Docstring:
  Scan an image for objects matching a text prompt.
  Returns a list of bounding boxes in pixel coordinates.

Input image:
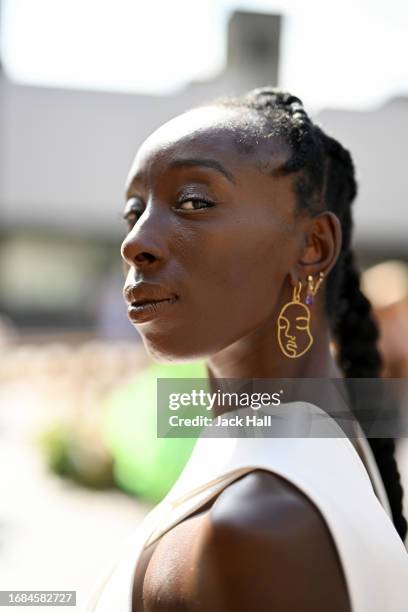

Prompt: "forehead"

[126,105,289,189]
[280,302,310,318]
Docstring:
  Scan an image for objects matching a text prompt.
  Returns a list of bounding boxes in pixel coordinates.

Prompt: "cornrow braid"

[204,86,407,541]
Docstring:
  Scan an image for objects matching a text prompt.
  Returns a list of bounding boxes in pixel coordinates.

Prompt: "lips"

[123,282,179,323]
[123,282,179,308]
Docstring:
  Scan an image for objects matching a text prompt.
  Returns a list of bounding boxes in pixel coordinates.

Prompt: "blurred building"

[0,8,406,335]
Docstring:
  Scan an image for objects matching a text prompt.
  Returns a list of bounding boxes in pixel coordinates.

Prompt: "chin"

[140,334,206,365]
[138,325,227,365]
[136,314,253,364]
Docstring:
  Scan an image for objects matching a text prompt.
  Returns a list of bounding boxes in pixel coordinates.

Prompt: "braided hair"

[202,87,407,541]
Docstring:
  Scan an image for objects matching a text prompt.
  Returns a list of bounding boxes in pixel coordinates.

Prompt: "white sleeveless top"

[82,401,408,612]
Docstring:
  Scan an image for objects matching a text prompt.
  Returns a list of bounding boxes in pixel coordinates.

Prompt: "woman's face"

[277,302,313,358]
[121,105,303,362]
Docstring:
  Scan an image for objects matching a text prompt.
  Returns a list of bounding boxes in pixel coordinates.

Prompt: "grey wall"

[0,10,406,249]
[316,98,408,249]
[0,11,282,238]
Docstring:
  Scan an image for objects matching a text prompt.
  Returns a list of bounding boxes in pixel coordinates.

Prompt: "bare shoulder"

[191,469,352,612]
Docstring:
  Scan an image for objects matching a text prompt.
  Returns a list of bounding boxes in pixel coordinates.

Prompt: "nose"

[120,212,169,271]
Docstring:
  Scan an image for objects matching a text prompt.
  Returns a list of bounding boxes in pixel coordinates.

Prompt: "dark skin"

[121,105,355,611]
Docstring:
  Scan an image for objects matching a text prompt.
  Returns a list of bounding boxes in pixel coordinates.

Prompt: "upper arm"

[191,470,352,612]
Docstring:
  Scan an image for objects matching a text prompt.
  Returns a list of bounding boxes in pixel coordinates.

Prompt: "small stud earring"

[305,272,324,305]
[306,275,314,305]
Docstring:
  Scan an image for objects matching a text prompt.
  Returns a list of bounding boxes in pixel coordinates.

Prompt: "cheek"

[210,224,287,297]
[187,219,290,328]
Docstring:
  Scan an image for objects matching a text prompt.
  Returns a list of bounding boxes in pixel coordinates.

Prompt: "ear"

[291,211,342,281]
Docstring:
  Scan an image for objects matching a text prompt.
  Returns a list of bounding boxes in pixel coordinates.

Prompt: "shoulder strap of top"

[84,467,255,612]
[352,421,393,519]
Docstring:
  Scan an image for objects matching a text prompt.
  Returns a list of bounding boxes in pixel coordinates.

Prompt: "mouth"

[128,296,179,323]
[123,282,179,323]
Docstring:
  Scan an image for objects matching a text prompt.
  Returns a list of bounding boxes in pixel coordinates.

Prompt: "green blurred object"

[38,422,115,490]
[102,360,208,502]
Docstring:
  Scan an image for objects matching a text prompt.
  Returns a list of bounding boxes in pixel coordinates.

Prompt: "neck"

[206,311,343,418]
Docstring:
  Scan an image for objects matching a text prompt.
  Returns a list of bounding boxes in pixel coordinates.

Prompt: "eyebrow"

[168,157,236,184]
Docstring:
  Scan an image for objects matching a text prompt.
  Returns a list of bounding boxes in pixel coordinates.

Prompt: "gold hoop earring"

[277,273,324,359]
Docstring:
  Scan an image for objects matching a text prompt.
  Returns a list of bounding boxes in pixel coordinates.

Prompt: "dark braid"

[203,86,407,541]
[316,129,407,540]
[334,250,407,539]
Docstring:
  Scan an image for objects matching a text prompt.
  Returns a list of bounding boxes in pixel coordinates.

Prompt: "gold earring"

[277,274,324,359]
[306,271,324,305]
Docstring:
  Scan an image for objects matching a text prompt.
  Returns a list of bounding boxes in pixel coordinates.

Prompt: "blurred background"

[0,0,407,608]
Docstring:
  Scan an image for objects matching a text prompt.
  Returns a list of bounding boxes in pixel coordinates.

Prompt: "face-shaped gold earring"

[277,273,324,359]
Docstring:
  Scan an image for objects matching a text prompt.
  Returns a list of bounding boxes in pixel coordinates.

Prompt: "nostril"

[135,252,155,264]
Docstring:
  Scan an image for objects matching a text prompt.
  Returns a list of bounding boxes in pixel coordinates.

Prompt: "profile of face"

[121,105,302,363]
[277,301,313,358]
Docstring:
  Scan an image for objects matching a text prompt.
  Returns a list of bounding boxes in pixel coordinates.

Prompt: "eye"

[123,211,139,232]
[175,197,215,212]
[278,316,289,329]
[295,317,308,330]
[123,202,143,230]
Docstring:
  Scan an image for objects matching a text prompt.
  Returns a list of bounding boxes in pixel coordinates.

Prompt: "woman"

[84,87,408,611]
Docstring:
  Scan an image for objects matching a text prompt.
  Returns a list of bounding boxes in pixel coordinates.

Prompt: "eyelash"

[123,197,215,229]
